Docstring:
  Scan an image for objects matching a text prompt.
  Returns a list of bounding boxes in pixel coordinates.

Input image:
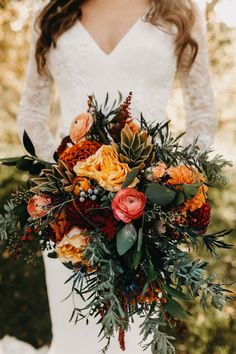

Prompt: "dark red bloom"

[176,202,211,234]
[186,202,211,233]
[66,199,118,239]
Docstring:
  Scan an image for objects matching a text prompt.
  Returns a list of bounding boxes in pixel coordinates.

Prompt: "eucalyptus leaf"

[0,157,22,166]
[173,191,185,206]
[183,184,199,200]
[16,157,33,171]
[132,249,142,270]
[141,282,149,297]
[163,284,189,300]
[165,297,188,319]
[116,223,137,256]
[121,169,139,188]
[145,183,176,207]
[147,262,159,282]
[137,228,143,252]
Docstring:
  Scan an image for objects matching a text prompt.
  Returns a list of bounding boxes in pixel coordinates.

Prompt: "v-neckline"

[78,6,150,57]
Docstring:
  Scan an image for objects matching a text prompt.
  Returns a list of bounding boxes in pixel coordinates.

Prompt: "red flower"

[176,202,211,234]
[66,199,118,239]
[186,202,211,233]
[112,188,147,223]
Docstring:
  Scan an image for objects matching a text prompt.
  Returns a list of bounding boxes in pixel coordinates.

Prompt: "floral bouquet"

[0,93,233,354]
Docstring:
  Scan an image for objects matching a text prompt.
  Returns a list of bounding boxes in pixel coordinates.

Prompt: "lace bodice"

[17,4,216,162]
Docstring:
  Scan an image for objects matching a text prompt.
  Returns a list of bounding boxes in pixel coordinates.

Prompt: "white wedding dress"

[15,3,216,354]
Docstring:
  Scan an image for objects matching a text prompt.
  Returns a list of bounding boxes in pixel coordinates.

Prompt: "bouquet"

[0,92,233,354]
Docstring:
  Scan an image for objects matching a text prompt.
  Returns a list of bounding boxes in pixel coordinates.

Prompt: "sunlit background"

[0,0,235,353]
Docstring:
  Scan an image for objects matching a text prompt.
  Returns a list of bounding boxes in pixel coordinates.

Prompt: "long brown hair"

[35,0,198,74]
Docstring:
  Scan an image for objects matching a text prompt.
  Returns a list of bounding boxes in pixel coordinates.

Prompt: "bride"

[16,0,216,353]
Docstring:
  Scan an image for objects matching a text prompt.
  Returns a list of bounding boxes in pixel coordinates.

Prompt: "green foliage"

[121,169,139,188]
[140,316,175,354]
[116,223,137,256]
[145,183,176,207]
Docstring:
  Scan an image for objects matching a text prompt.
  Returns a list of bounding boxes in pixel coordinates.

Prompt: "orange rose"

[56,226,89,265]
[111,188,147,223]
[27,194,51,218]
[74,145,139,192]
[69,113,94,144]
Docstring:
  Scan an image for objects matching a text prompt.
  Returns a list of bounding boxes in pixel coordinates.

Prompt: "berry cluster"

[79,188,99,202]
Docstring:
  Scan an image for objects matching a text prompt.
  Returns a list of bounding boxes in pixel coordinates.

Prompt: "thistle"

[113,124,153,170]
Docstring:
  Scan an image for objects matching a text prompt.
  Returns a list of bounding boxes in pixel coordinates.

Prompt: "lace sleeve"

[17,14,57,162]
[179,3,217,151]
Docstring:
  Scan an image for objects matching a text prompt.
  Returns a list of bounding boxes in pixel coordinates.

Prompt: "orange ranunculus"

[56,226,89,265]
[69,113,94,144]
[167,165,208,212]
[152,162,167,180]
[74,145,139,192]
[60,140,101,170]
[27,194,51,218]
[111,188,146,223]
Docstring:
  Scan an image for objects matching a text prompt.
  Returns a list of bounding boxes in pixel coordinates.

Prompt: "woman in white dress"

[17,0,216,353]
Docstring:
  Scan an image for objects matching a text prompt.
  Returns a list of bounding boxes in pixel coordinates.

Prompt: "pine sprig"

[139,116,232,184]
[202,230,233,257]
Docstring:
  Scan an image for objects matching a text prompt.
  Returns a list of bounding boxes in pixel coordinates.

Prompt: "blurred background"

[0,0,235,353]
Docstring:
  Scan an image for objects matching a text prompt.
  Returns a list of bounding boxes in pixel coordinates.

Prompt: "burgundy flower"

[66,199,118,239]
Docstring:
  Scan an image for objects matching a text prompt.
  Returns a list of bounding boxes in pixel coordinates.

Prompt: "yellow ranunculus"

[74,145,139,192]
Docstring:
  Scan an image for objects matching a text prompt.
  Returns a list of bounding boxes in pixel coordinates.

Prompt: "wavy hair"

[35,0,198,74]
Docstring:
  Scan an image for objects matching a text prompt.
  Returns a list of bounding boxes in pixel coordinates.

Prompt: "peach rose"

[69,113,94,144]
[74,145,139,192]
[111,188,147,223]
[56,226,89,265]
[152,162,167,180]
[27,194,51,218]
